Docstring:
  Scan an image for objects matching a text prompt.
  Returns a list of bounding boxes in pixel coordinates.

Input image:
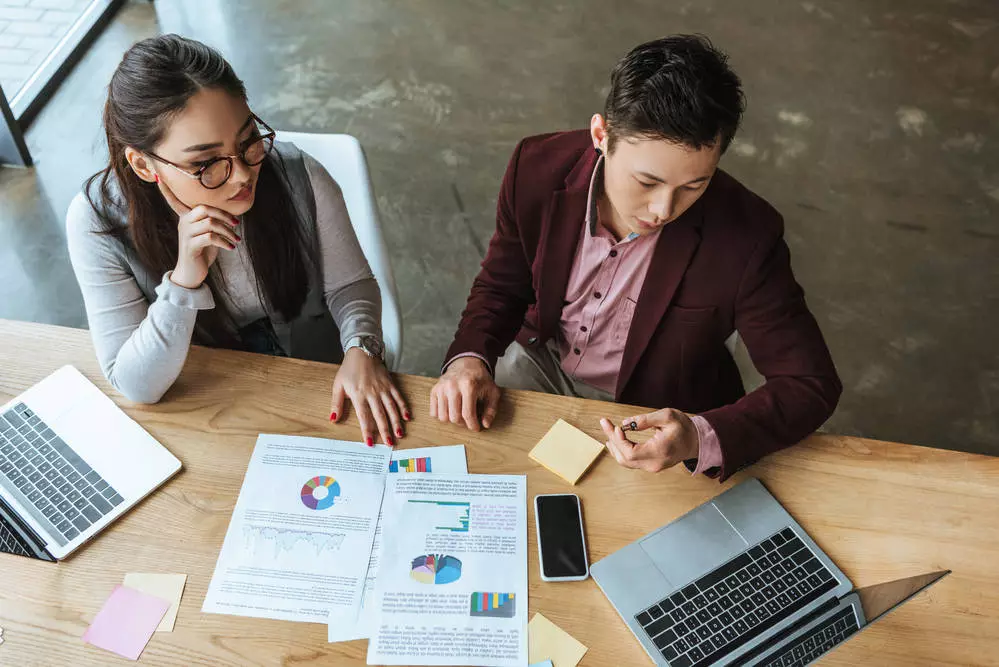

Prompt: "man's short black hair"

[603,34,745,153]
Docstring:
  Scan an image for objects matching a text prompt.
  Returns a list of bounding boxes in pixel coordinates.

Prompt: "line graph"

[242,525,345,558]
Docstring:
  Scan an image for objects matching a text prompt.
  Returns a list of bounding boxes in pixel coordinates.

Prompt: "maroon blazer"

[445,130,842,480]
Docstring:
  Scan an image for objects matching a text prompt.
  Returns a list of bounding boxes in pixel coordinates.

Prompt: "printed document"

[328,445,468,642]
[203,434,389,623]
[366,474,528,666]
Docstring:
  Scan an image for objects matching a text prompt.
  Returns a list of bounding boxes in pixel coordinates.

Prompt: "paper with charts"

[329,444,468,643]
[202,434,390,623]
[366,474,528,666]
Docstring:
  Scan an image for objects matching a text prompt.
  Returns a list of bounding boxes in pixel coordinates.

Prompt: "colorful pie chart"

[300,475,341,510]
[410,554,462,584]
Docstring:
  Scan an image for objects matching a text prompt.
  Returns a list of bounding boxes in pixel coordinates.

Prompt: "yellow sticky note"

[528,613,588,667]
[122,573,187,632]
[529,419,604,485]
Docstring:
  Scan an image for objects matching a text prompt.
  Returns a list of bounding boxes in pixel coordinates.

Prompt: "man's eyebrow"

[636,172,710,185]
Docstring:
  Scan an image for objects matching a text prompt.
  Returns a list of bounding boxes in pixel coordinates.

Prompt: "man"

[429,35,841,481]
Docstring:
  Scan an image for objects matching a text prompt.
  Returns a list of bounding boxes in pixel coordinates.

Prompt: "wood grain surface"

[1,320,996,666]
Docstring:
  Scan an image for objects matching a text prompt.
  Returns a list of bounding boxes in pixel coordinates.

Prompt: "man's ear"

[124,146,158,183]
[589,114,609,154]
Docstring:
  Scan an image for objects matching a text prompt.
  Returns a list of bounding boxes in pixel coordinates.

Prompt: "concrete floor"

[1,0,997,457]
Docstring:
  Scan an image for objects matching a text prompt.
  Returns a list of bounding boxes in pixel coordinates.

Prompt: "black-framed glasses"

[147,114,276,189]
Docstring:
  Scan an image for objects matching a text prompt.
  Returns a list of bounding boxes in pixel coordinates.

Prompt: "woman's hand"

[158,178,241,289]
[330,348,410,446]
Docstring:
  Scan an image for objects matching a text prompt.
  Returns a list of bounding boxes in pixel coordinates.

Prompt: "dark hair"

[603,34,745,153]
[85,34,314,347]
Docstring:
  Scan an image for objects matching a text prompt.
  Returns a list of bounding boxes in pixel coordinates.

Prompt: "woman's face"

[147,88,264,217]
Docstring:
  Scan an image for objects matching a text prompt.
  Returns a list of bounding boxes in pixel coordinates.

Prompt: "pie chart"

[410,554,462,584]
[300,476,341,510]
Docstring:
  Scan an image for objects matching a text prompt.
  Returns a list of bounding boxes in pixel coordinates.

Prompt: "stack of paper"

[528,613,588,667]
[202,435,392,624]
[367,473,529,666]
[329,445,469,641]
[83,586,170,660]
[529,419,604,484]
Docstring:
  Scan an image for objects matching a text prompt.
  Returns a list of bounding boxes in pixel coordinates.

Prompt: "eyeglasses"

[147,114,276,190]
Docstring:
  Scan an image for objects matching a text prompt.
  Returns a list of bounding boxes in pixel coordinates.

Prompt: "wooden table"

[1,320,997,666]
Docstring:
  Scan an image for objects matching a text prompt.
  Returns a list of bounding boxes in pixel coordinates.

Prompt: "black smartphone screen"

[536,494,587,578]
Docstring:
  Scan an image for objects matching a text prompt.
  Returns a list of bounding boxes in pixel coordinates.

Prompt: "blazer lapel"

[616,206,704,397]
[537,148,598,339]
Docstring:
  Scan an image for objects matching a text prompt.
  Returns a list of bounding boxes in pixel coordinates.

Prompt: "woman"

[67,34,408,447]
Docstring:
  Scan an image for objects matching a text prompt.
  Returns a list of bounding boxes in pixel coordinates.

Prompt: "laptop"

[0,366,181,561]
[591,478,948,666]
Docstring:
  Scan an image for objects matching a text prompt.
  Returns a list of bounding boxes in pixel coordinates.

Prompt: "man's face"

[595,119,722,237]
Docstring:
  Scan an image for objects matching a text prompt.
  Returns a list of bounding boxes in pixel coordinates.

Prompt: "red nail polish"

[396,428,403,438]
[404,412,411,421]
[329,411,337,421]
[365,437,373,447]
[388,436,396,446]
[154,174,159,183]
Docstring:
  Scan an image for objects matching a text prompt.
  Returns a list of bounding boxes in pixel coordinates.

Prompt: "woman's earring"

[595,146,603,156]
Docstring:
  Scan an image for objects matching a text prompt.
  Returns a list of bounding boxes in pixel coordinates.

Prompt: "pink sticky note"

[83,585,170,660]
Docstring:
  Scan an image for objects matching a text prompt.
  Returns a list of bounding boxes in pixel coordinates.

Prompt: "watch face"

[362,336,384,357]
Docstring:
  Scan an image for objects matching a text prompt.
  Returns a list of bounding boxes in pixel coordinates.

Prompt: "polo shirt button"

[527,337,538,345]
[580,325,588,332]
[593,291,602,299]
[609,250,618,258]
[573,348,581,355]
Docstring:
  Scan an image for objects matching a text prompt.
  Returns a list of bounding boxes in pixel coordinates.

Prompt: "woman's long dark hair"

[84,34,315,347]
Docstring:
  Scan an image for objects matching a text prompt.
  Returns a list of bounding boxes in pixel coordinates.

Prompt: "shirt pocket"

[612,297,639,345]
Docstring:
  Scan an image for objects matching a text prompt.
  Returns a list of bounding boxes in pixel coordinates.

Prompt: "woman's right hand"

[157,178,241,289]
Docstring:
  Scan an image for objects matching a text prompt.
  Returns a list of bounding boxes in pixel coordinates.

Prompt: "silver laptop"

[591,478,948,666]
[0,366,181,561]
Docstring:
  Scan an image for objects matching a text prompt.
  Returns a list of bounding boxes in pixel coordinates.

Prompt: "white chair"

[725,331,766,393]
[277,132,403,371]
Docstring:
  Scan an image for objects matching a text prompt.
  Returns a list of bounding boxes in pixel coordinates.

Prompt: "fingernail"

[365,437,373,447]
[404,411,411,421]
[154,174,159,183]
[329,411,337,421]
[235,234,242,242]
[396,428,403,438]
[387,436,394,446]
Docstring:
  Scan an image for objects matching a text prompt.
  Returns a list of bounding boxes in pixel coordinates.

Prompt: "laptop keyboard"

[0,403,123,546]
[758,605,859,666]
[634,528,839,667]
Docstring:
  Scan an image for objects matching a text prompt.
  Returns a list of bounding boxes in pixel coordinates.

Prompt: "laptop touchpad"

[640,504,749,586]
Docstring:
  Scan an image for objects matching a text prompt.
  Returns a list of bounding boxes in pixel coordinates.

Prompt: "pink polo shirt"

[556,156,722,475]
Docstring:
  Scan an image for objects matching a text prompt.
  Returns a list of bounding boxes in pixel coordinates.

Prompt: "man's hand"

[429,357,501,431]
[599,408,699,473]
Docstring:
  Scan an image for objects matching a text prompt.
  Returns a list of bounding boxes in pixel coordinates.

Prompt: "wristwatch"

[345,335,385,361]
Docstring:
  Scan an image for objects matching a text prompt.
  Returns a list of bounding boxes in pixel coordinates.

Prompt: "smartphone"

[534,493,589,582]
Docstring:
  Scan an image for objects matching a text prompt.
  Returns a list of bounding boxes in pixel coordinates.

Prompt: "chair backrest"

[725,331,765,393]
[276,132,403,370]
